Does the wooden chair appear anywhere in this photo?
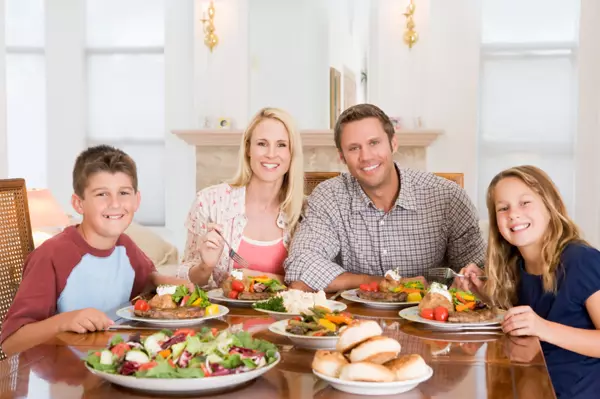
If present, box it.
[304,171,465,195]
[0,179,34,360]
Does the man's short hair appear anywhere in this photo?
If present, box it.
[333,103,395,151]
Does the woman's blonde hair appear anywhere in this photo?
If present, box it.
[229,107,304,234]
[485,165,584,309]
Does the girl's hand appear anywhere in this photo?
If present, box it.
[454,263,485,294]
[502,306,550,340]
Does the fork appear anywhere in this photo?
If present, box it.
[213,229,251,268]
[427,267,488,280]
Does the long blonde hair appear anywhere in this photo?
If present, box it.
[485,165,584,309]
[229,107,304,234]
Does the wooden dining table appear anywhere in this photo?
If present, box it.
[0,301,556,398]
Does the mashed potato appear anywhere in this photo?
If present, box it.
[279,289,329,314]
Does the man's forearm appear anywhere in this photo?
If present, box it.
[2,318,62,357]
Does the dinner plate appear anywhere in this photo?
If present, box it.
[85,354,280,395]
[207,289,256,307]
[313,366,433,396]
[398,306,504,329]
[115,304,229,327]
[253,300,347,321]
[268,319,339,350]
[341,289,419,309]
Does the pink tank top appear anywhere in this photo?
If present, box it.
[233,236,287,275]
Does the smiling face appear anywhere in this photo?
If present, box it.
[247,118,291,184]
[493,176,550,251]
[72,171,140,241]
[339,117,398,192]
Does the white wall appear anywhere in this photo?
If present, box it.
[248,0,328,129]
[0,0,6,179]
[369,0,481,201]
[164,0,196,249]
[46,0,86,210]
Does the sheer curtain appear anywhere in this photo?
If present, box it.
[85,0,165,226]
[477,0,580,219]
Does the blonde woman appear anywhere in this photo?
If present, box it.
[456,165,600,398]
[178,108,304,288]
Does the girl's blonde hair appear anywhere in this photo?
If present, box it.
[485,165,584,309]
[229,107,304,234]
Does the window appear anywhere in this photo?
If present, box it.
[85,0,165,225]
[5,0,46,189]
[478,0,581,218]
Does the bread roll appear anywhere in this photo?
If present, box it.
[336,320,383,353]
[339,362,395,382]
[384,354,429,381]
[312,350,349,378]
[349,336,401,364]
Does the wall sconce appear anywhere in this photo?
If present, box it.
[403,0,418,49]
[200,1,218,52]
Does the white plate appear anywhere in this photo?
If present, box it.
[341,289,419,309]
[268,319,339,350]
[207,289,256,307]
[398,306,504,329]
[115,304,229,327]
[313,366,433,396]
[86,354,280,395]
[253,300,347,321]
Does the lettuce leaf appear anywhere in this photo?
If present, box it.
[85,353,117,374]
[109,335,124,347]
[171,285,189,304]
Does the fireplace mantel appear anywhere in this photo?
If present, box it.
[173,129,443,147]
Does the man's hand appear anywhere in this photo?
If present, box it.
[288,281,315,292]
[56,308,114,334]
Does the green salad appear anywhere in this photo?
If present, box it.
[85,327,279,378]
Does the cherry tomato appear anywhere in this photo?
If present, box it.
[420,308,434,320]
[359,283,371,292]
[134,299,150,312]
[231,280,245,292]
[174,328,196,337]
[228,290,240,299]
[110,342,131,357]
[434,306,449,322]
[369,281,379,292]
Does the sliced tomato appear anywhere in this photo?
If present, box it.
[134,299,150,312]
[110,342,130,357]
[369,281,379,292]
[168,359,176,368]
[420,308,435,320]
[211,328,219,337]
[359,283,371,292]
[174,328,196,337]
[231,280,245,292]
[228,290,240,299]
[200,363,211,376]
[138,361,157,371]
[434,306,449,322]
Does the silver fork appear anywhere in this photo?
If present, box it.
[427,267,488,280]
[213,229,251,268]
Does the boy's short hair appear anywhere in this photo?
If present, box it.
[72,145,138,198]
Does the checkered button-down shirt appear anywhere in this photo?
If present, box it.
[284,165,486,291]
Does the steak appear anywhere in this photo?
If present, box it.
[133,306,206,319]
[357,290,408,302]
[448,309,496,323]
[237,291,273,301]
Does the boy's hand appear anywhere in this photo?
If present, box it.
[57,308,114,334]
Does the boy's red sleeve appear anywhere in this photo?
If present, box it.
[0,249,58,344]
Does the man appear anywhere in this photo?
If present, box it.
[284,104,485,292]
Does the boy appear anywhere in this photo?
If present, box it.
[1,145,192,356]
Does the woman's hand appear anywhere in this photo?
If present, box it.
[453,263,485,294]
[199,223,225,269]
[502,306,550,341]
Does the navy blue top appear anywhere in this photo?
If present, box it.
[518,242,600,399]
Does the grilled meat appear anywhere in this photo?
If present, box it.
[357,290,408,302]
[448,309,496,323]
[237,291,273,301]
[133,306,206,319]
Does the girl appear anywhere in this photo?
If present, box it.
[178,108,304,287]
[457,165,600,398]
